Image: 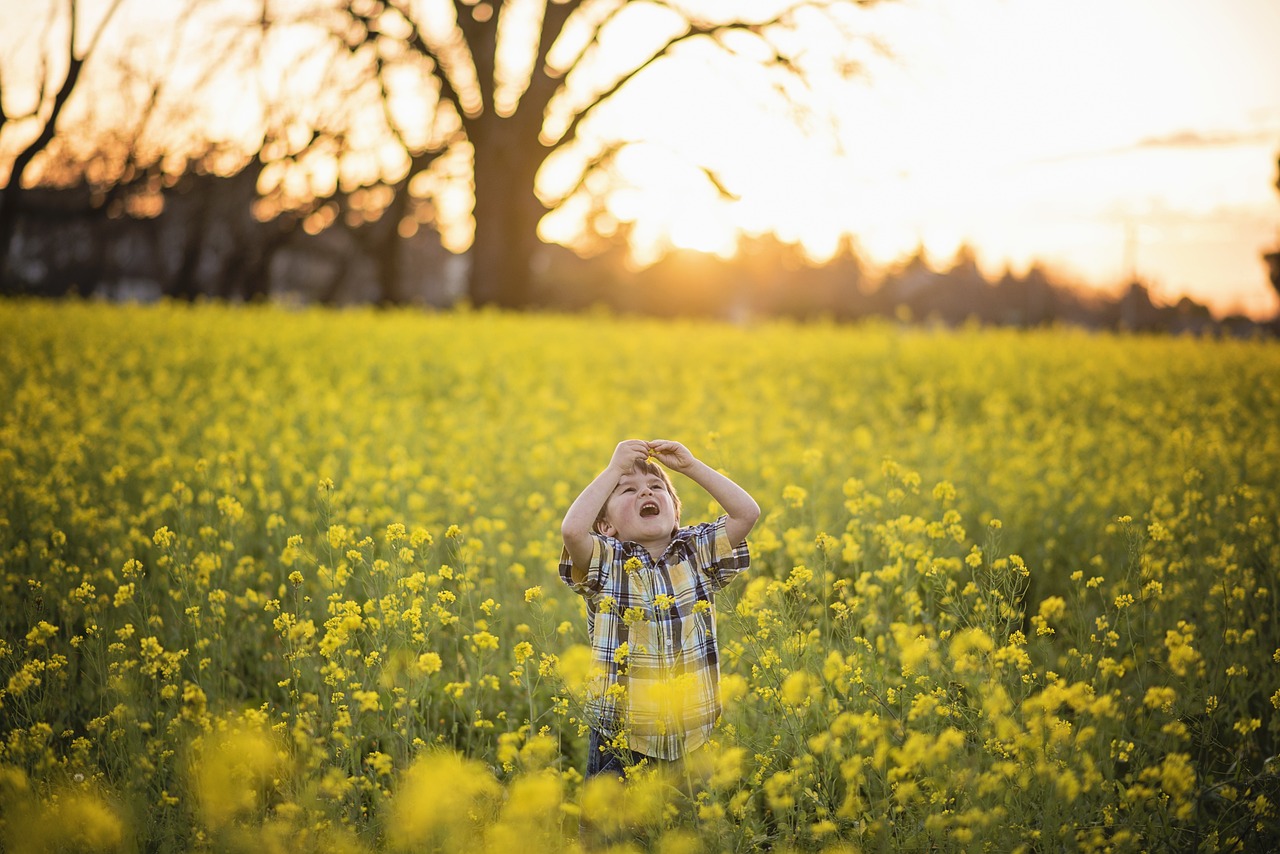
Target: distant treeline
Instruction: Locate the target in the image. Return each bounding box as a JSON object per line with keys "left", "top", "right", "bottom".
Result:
{"left": 3, "top": 167, "right": 1274, "bottom": 336}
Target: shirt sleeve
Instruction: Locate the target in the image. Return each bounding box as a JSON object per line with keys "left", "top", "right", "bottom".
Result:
{"left": 557, "top": 532, "right": 616, "bottom": 598}
{"left": 689, "top": 515, "right": 751, "bottom": 591}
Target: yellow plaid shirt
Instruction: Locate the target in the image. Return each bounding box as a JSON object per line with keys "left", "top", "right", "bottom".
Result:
{"left": 559, "top": 516, "right": 750, "bottom": 759}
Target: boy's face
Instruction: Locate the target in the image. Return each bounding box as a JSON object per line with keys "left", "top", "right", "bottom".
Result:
{"left": 598, "top": 470, "right": 678, "bottom": 542}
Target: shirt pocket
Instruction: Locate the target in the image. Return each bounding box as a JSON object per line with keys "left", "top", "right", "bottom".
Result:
{"left": 677, "top": 605, "right": 715, "bottom": 665}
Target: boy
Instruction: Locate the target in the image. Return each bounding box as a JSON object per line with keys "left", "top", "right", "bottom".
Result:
{"left": 560, "top": 439, "right": 760, "bottom": 777}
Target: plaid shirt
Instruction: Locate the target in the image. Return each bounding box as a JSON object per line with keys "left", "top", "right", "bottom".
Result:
{"left": 559, "top": 516, "right": 750, "bottom": 759}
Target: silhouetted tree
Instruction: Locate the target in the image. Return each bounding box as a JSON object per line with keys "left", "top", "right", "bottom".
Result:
{"left": 244, "top": 0, "right": 888, "bottom": 309}
{"left": 1265, "top": 154, "right": 1280, "bottom": 315}
{"left": 0, "top": 0, "right": 125, "bottom": 287}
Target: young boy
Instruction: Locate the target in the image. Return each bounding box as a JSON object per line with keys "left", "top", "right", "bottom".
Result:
{"left": 560, "top": 439, "right": 760, "bottom": 777}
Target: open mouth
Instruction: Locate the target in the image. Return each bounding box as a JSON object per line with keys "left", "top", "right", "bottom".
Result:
{"left": 639, "top": 501, "right": 660, "bottom": 518}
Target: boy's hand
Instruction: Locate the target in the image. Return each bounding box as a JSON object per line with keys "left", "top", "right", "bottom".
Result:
{"left": 647, "top": 439, "right": 695, "bottom": 472}
{"left": 609, "top": 440, "right": 651, "bottom": 474}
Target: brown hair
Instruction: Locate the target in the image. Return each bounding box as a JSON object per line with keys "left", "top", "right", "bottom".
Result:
{"left": 593, "top": 460, "right": 682, "bottom": 536}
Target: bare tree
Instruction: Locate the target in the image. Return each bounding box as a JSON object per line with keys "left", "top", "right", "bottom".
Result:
{"left": 1267, "top": 155, "right": 1280, "bottom": 314}
{"left": 244, "top": 0, "right": 885, "bottom": 308}
{"left": 0, "top": 0, "right": 128, "bottom": 288}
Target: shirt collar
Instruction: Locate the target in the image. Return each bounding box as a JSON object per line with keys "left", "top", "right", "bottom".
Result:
{"left": 614, "top": 526, "right": 690, "bottom": 558}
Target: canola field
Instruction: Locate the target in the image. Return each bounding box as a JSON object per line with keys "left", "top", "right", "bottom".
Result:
{"left": 1, "top": 299, "right": 1279, "bottom": 853}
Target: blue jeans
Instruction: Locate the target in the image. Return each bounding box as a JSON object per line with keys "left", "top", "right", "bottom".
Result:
{"left": 586, "top": 728, "right": 654, "bottom": 778}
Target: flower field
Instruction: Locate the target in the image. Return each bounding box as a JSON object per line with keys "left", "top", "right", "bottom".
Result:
{"left": 1, "top": 299, "right": 1279, "bottom": 853}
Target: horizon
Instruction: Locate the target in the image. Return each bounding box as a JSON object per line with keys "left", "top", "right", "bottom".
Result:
{"left": 2, "top": 0, "right": 1278, "bottom": 318}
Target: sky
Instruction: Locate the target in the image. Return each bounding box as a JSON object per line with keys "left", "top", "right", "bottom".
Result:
{"left": 3, "top": 0, "right": 1279, "bottom": 318}
{"left": 542, "top": 0, "right": 1280, "bottom": 319}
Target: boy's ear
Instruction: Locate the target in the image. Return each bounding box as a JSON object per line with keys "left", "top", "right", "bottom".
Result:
{"left": 596, "top": 518, "right": 617, "bottom": 538}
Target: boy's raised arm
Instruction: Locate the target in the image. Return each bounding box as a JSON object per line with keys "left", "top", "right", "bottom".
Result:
{"left": 648, "top": 440, "right": 760, "bottom": 546}
{"left": 561, "top": 440, "right": 649, "bottom": 583}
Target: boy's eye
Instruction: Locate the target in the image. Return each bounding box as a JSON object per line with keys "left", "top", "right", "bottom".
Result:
{"left": 621, "top": 487, "right": 635, "bottom": 493}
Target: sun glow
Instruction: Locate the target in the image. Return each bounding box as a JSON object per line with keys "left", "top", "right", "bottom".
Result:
{"left": 538, "top": 0, "right": 1280, "bottom": 316}
{"left": 3, "top": 0, "right": 1278, "bottom": 316}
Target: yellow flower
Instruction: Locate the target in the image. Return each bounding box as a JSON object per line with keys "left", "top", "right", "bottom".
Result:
{"left": 1234, "top": 717, "right": 1261, "bottom": 735}
{"left": 353, "top": 690, "right": 380, "bottom": 712}
{"left": 327, "top": 524, "right": 349, "bottom": 549}
{"left": 1143, "top": 686, "right": 1177, "bottom": 713}
{"left": 386, "top": 752, "right": 498, "bottom": 848}
{"left": 192, "top": 724, "right": 288, "bottom": 827}
{"left": 25, "top": 621, "right": 57, "bottom": 647}
{"left": 216, "top": 495, "right": 244, "bottom": 522}
{"left": 7, "top": 664, "right": 41, "bottom": 696}
{"left": 782, "top": 485, "right": 807, "bottom": 508}
{"left": 1165, "top": 622, "right": 1202, "bottom": 678}
{"left": 1037, "top": 596, "right": 1067, "bottom": 621}
{"left": 780, "top": 671, "right": 813, "bottom": 707}
{"left": 721, "top": 673, "right": 748, "bottom": 704}
{"left": 365, "top": 751, "right": 394, "bottom": 777}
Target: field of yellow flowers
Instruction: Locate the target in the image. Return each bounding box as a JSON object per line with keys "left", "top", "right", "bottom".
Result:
{"left": 1, "top": 299, "right": 1278, "bottom": 853}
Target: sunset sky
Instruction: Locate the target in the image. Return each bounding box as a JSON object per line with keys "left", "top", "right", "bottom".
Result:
{"left": 545, "top": 0, "right": 1280, "bottom": 319}
{"left": 4, "top": 0, "right": 1280, "bottom": 317}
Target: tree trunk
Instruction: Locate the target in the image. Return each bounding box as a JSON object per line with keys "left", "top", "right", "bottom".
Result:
{"left": 0, "top": 200, "right": 18, "bottom": 291}
{"left": 169, "top": 218, "right": 206, "bottom": 301}
{"left": 467, "top": 120, "right": 546, "bottom": 309}
{"left": 370, "top": 188, "right": 409, "bottom": 307}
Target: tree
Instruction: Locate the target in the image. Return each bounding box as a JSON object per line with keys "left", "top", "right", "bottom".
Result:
{"left": 0, "top": 0, "right": 128, "bottom": 286}
{"left": 248, "top": 0, "right": 884, "bottom": 308}
{"left": 1266, "top": 154, "right": 1280, "bottom": 314}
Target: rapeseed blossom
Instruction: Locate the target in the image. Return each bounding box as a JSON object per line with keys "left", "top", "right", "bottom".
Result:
{"left": 1, "top": 302, "right": 1278, "bottom": 851}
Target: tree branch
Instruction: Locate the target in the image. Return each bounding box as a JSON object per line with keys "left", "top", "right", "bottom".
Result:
{"left": 5, "top": 0, "right": 126, "bottom": 191}
{"left": 541, "top": 136, "right": 738, "bottom": 214}
{"left": 512, "top": 0, "right": 583, "bottom": 128}
{"left": 0, "top": 61, "right": 7, "bottom": 137}
{"left": 553, "top": 0, "right": 873, "bottom": 149}
{"left": 536, "top": 0, "right": 586, "bottom": 74}
{"left": 383, "top": 0, "right": 478, "bottom": 130}
{"left": 372, "top": 50, "right": 450, "bottom": 172}
{"left": 555, "top": 0, "right": 628, "bottom": 82}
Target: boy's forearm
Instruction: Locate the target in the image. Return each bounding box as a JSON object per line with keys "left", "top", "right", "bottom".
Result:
{"left": 561, "top": 464, "right": 623, "bottom": 539}
{"left": 680, "top": 459, "right": 760, "bottom": 528}
{"left": 561, "top": 465, "right": 622, "bottom": 584}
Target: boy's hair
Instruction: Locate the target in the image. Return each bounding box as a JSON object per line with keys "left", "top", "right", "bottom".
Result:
{"left": 593, "top": 460, "right": 682, "bottom": 536}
